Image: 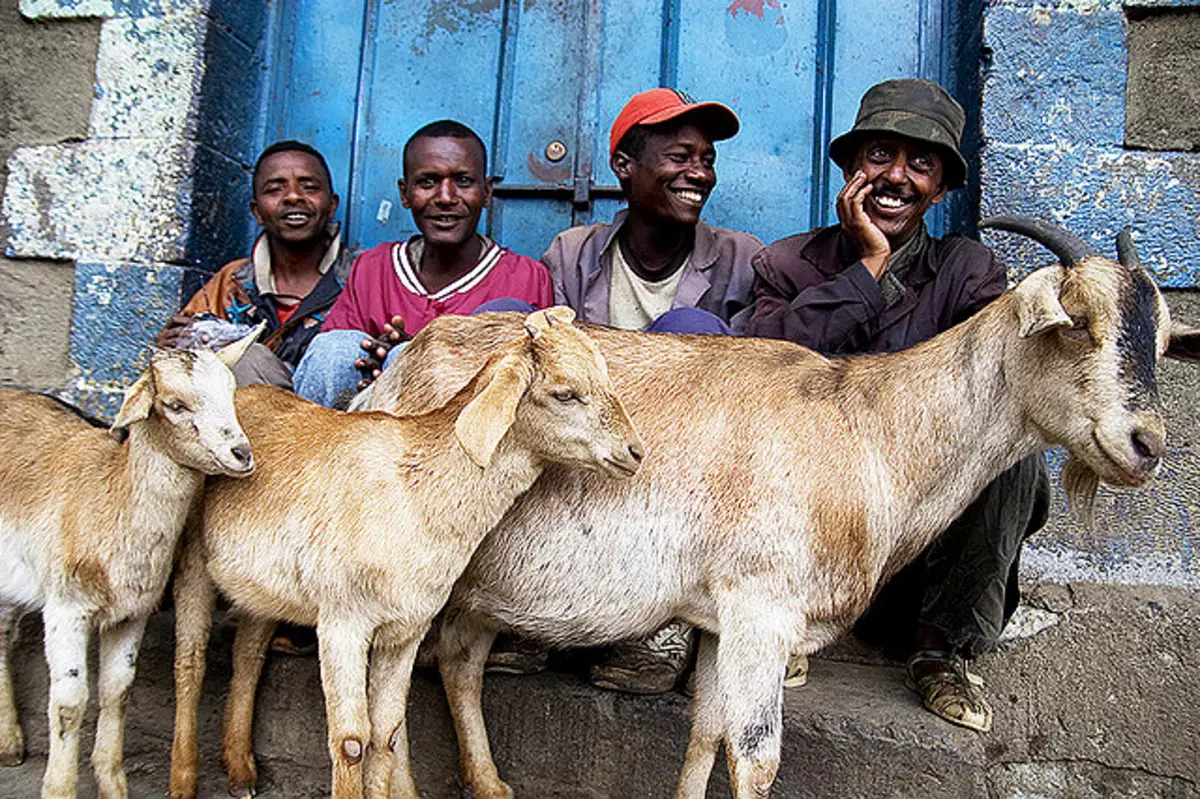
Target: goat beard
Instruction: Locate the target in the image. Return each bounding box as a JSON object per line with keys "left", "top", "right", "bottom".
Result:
{"left": 1061, "top": 456, "right": 1100, "bottom": 527}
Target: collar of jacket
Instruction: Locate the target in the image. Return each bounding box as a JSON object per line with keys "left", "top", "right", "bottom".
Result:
{"left": 251, "top": 222, "right": 344, "bottom": 295}
{"left": 583, "top": 208, "right": 721, "bottom": 320}
{"left": 801, "top": 224, "right": 942, "bottom": 285}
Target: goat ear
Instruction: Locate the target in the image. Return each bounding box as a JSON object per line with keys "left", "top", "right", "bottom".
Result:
{"left": 216, "top": 321, "right": 267, "bottom": 368}
{"left": 454, "top": 353, "right": 533, "bottom": 468}
{"left": 380, "top": 316, "right": 514, "bottom": 417}
{"left": 1165, "top": 320, "right": 1200, "bottom": 362}
{"left": 524, "top": 306, "right": 576, "bottom": 340}
{"left": 1012, "top": 268, "right": 1072, "bottom": 338}
{"left": 111, "top": 371, "right": 155, "bottom": 435}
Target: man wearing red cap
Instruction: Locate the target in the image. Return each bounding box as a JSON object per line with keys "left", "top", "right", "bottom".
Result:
{"left": 488, "top": 88, "right": 761, "bottom": 693}
{"left": 545, "top": 88, "right": 761, "bottom": 335}
{"left": 746, "top": 78, "right": 1049, "bottom": 733}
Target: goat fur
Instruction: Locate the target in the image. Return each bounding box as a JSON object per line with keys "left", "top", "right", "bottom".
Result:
{"left": 0, "top": 340, "right": 254, "bottom": 799}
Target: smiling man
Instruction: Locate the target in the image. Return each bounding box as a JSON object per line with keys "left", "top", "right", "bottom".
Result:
{"left": 486, "top": 89, "right": 761, "bottom": 695}
{"left": 746, "top": 79, "right": 1050, "bottom": 733}
{"left": 545, "top": 88, "right": 761, "bottom": 334}
{"left": 293, "top": 119, "right": 552, "bottom": 407}
{"left": 158, "top": 140, "right": 349, "bottom": 388}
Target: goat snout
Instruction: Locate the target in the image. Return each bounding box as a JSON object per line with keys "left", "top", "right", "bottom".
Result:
{"left": 1130, "top": 426, "right": 1164, "bottom": 472}
{"left": 628, "top": 441, "right": 645, "bottom": 464}
{"left": 231, "top": 443, "right": 253, "bottom": 466}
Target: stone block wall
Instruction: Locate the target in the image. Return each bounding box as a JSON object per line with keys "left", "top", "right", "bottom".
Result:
{"left": 1, "top": 0, "right": 270, "bottom": 413}
{"left": 0, "top": 1, "right": 99, "bottom": 390}
{"left": 979, "top": 0, "right": 1200, "bottom": 587}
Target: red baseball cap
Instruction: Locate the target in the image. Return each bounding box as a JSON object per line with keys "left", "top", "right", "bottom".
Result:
{"left": 609, "top": 88, "right": 740, "bottom": 156}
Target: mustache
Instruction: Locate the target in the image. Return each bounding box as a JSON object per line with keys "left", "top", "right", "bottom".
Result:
{"left": 868, "top": 181, "right": 914, "bottom": 201}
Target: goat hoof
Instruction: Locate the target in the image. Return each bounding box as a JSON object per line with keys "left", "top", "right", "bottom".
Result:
{"left": 226, "top": 774, "right": 256, "bottom": 798}
{"left": 0, "top": 749, "right": 24, "bottom": 767}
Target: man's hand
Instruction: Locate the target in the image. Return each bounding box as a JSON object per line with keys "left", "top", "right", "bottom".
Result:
{"left": 836, "top": 171, "right": 891, "bottom": 279}
{"left": 157, "top": 314, "right": 197, "bottom": 348}
{"left": 355, "top": 315, "right": 409, "bottom": 391}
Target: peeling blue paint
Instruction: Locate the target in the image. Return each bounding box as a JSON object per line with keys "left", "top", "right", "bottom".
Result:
{"left": 70, "top": 262, "right": 188, "bottom": 386}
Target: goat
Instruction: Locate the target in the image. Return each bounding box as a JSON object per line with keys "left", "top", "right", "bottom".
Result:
{"left": 351, "top": 217, "right": 1199, "bottom": 798}
{"left": 166, "top": 307, "right": 643, "bottom": 799}
{"left": 0, "top": 335, "right": 257, "bottom": 799}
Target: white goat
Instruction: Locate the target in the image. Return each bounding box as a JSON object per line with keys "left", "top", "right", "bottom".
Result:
{"left": 350, "top": 217, "right": 1198, "bottom": 798}
{"left": 167, "top": 307, "right": 643, "bottom": 799}
{"left": 0, "top": 335, "right": 256, "bottom": 799}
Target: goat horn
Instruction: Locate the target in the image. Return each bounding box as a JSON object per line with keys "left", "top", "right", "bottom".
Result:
{"left": 979, "top": 214, "right": 1098, "bottom": 267}
{"left": 1116, "top": 227, "right": 1141, "bottom": 270}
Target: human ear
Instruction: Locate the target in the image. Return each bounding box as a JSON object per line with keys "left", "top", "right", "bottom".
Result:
{"left": 397, "top": 179, "right": 411, "bottom": 209}
{"left": 611, "top": 150, "right": 633, "bottom": 181}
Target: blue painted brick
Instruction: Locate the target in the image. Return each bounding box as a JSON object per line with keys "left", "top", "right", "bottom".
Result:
{"left": 70, "top": 262, "right": 188, "bottom": 386}
{"left": 207, "top": 0, "right": 269, "bottom": 48}
{"left": 980, "top": 143, "right": 1200, "bottom": 287}
{"left": 983, "top": 5, "right": 1127, "bottom": 146}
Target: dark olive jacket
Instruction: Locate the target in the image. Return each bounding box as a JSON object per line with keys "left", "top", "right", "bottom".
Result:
{"left": 744, "top": 225, "right": 1006, "bottom": 355}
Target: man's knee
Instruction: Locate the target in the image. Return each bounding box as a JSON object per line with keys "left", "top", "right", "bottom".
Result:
{"left": 294, "top": 329, "right": 370, "bottom": 407}
{"left": 230, "top": 343, "right": 293, "bottom": 390}
{"left": 648, "top": 307, "right": 733, "bottom": 335}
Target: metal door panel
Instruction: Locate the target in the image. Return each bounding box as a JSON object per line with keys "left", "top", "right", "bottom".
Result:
{"left": 265, "top": 0, "right": 366, "bottom": 204}
{"left": 676, "top": 1, "right": 820, "bottom": 247}
{"left": 350, "top": 1, "right": 506, "bottom": 251}
{"left": 267, "top": 0, "right": 959, "bottom": 259}
{"left": 488, "top": 0, "right": 589, "bottom": 258}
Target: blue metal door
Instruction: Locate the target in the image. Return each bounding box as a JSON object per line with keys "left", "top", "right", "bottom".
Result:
{"left": 263, "top": 0, "right": 954, "bottom": 259}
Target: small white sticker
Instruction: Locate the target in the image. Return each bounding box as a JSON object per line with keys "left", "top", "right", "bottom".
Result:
{"left": 377, "top": 199, "right": 393, "bottom": 224}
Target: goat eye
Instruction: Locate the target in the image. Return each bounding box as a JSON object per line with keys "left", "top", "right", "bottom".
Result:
{"left": 163, "top": 400, "right": 188, "bottom": 413}
{"left": 549, "top": 389, "right": 581, "bottom": 404}
{"left": 1062, "top": 318, "right": 1092, "bottom": 343}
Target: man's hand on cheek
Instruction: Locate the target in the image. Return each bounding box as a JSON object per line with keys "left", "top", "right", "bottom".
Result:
{"left": 837, "top": 171, "right": 891, "bottom": 279}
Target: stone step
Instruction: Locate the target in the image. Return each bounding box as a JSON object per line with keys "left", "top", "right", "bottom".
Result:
{"left": 0, "top": 613, "right": 985, "bottom": 798}
{"left": 1, "top": 579, "right": 1196, "bottom": 798}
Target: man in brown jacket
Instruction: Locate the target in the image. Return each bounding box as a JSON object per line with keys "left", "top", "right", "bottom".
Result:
{"left": 746, "top": 79, "right": 1049, "bottom": 733}
{"left": 157, "top": 140, "right": 349, "bottom": 388}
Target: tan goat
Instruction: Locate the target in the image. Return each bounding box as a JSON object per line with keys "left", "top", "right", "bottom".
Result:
{"left": 167, "top": 307, "right": 643, "bottom": 799}
{"left": 0, "top": 335, "right": 256, "bottom": 799}
{"left": 344, "top": 217, "right": 1197, "bottom": 798}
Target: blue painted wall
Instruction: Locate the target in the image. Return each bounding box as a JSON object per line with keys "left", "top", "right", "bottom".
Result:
{"left": 979, "top": 1, "right": 1200, "bottom": 287}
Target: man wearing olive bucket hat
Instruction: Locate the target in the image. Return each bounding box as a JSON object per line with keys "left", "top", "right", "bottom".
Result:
{"left": 746, "top": 78, "right": 1051, "bottom": 733}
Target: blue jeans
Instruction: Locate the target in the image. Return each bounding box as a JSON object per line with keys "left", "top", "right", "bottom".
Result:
{"left": 294, "top": 329, "right": 408, "bottom": 408}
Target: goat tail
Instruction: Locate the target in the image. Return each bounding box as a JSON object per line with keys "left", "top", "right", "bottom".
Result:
{"left": 1061, "top": 456, "right": 1100, "bottom": 528}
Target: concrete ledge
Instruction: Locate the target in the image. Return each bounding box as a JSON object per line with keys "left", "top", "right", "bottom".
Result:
{"left": 1, "top": 581, "right": 1196, "bottom": 798}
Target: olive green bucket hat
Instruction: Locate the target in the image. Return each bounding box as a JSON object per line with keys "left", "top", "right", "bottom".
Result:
{"left": 828, "top": 78, "right": 968, "bottom": 190}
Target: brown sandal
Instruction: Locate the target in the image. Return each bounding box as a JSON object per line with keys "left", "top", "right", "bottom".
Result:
{"left": 905, "top": 650, "right": 992, "bottom": 733}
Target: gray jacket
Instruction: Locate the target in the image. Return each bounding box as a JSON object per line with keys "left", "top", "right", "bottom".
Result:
{"left": 541, "top": 209, "right": 762, "bottom": 328}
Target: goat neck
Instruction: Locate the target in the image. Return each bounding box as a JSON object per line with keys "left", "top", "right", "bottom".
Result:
{"left": 92, "top": 419, "right": 204, "bottom": 616}
{"left": 840, "top": 295, "right": 1039, "bottom": 555}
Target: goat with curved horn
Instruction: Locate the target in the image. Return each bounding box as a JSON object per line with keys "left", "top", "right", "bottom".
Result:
{"left": 979, "top": 214, "right": 1098, "bottom": 266}
{"left": 1116, "top": 228, "right": 1141, "bottom": 270}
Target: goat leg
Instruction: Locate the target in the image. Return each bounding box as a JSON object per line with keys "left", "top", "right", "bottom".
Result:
{"left": 438, "top": 613, "right": 510, "bottom": 799}
{"left": 41, "top": 601, "right": 91, "bottom": 799}
{"left": 716, "top": 605, "right": 790, "bottom": 799}
{"left": 317, "top": 617, "right": 373, "bottom": 799}
{"left": 91, "top": 615, "right": 148, "bottom": 799}
{"left": 169, "top": 541, "right": 217, "bottom": 799}
{"left": 222, "top": 615, "right": 275, "bottom": 798}
{"left": 364, "top": 622, "right": 422, "bottom": 799}
{"left": 675, "top": 631, "right": 721, "bottom": 799}
{"left": 0, "top": 605, "right": 25, "bottom": 767}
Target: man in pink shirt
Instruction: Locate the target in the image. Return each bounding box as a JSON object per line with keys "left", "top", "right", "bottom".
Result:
{"left": 294, "top": 119, "right": 553, "bottom": 406}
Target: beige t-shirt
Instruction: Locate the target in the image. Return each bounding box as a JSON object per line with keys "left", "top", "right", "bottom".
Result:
{"left": 607, "top": 243, "right": 688, "bottom": 331}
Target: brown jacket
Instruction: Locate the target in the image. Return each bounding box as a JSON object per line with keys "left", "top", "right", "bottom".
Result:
{"left": 542, "top": 209, "right": 762, "bottom": 327}
{"left": 744, "top": 225, "right": 1005, "bottom": 354}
